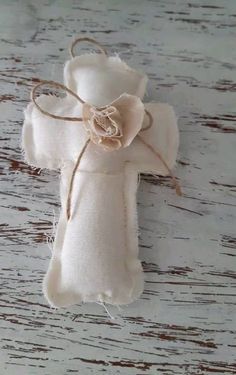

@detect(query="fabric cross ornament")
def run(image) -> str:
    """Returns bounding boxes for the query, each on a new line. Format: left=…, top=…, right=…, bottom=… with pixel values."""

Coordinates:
left=22, top=38, right=180, bottom=308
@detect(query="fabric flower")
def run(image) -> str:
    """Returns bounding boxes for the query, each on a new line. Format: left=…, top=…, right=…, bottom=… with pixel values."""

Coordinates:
left=83, top=93, right=145, bottom=151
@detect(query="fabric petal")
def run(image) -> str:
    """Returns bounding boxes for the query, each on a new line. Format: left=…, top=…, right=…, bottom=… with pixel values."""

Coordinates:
left=100, top=138, right=122, bottom=151
left=109, top=94, right=145, bottom=147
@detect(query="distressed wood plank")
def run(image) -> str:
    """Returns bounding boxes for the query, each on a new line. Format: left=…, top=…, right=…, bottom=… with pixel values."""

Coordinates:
left=0, top=0, right=236, bottom=374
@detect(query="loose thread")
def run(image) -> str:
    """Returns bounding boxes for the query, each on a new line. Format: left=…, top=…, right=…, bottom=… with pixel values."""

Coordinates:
left=98, top=301, right=115, bottom=320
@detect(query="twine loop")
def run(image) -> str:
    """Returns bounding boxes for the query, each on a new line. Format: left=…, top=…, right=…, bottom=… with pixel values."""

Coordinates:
left=70, top=37, right=108, bottom=58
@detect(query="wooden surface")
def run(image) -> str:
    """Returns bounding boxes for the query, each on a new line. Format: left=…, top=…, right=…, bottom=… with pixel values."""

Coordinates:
left=0, top=0, right=236, bottom=374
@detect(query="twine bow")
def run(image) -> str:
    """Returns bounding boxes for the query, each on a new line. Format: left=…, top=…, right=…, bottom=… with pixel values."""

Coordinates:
left=31, top=37, right=182, bottom=221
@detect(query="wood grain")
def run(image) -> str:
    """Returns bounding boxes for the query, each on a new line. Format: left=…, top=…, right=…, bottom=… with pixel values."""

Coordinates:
left=0, top=0, right=236, bottom=374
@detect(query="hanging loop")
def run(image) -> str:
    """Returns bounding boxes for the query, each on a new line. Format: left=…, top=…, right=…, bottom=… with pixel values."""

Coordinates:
left=70, top=37, right=108, bottom=58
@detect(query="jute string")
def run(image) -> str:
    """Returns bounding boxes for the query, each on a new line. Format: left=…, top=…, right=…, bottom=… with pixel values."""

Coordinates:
left=31, top=37, right=182, bottom=221
left=70, top=36, right=108, bottom=58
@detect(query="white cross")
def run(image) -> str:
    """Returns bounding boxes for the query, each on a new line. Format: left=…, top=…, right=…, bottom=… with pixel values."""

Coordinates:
left=23, top=53, right=179, bottom=307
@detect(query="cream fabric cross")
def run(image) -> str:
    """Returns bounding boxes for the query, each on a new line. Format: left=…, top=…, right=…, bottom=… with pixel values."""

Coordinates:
left=22, top=53, right=179, bottom=307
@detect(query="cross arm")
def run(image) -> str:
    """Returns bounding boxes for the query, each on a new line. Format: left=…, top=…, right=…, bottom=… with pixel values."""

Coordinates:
left=22, top=94, right=87, bottom=170
left=126, top=103, right=179, bottom=175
